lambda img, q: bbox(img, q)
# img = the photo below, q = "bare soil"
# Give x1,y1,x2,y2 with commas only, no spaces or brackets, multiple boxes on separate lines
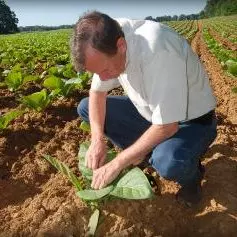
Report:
0,22,236,237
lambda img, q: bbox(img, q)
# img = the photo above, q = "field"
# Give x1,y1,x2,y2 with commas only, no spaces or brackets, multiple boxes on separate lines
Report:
0,15,237,237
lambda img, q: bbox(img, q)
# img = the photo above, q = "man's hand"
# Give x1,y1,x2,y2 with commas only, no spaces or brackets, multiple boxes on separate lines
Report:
86,139,106,170
91,159,122,189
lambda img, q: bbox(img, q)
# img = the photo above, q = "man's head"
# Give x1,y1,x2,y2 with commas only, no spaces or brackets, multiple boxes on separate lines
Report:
71,11,127,80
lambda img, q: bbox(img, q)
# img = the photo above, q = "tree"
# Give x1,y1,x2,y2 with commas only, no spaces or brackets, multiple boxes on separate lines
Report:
0,0,18,34
145,16,154,21
203,0,237,17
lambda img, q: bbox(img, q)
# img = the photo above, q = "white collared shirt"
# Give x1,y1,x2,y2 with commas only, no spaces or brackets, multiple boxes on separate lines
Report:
91,18,216,124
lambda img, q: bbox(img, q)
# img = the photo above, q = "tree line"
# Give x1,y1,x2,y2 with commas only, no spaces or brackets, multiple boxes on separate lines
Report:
1,0,237,34
145,0,237,22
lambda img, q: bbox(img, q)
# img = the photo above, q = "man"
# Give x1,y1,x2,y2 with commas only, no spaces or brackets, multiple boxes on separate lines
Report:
71,11,217,206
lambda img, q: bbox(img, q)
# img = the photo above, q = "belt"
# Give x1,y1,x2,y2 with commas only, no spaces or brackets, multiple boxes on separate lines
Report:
189,110,215,125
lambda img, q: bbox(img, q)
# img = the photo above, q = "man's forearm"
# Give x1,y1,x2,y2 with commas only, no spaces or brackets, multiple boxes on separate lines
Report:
115,123,179,169
89,90,107,140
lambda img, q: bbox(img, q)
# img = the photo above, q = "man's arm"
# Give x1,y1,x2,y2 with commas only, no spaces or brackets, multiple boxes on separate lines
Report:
86,90,107,169
89,90,107,140
91,122,179,189
115,122,179,169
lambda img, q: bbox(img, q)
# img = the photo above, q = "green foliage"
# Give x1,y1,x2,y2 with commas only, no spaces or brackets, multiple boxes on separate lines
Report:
0,0,19,34
204,0,237,17
5,71,22,91
0,109,25,129
77,185,114,200
203,28,237,77
226,60,237,76
5,66,39,91
78,142,116,181
20,89,52,111
43,70,91,97
77,142,153,201
43,76,65,90
109,168,154,199
43,154,83,191
87,209,100,236
80,121,91,132
43,75,74,97
43,141,153,201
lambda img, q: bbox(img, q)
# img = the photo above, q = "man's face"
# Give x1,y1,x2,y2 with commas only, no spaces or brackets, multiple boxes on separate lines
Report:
84,38,126,81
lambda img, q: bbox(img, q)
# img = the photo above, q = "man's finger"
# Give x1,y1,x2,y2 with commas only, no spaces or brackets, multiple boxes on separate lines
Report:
98,155,105,168
91,173,100,189
91,157,99,170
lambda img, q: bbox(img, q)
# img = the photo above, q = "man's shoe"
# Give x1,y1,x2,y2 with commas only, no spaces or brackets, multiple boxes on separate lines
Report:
176,161,205,207
176,181,202,207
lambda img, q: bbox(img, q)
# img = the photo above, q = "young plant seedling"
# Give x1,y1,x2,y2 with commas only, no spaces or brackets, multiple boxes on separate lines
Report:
43,141,153,236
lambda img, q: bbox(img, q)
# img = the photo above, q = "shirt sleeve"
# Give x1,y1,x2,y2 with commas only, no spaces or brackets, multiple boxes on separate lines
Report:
147,51,188,124
90,74,121,92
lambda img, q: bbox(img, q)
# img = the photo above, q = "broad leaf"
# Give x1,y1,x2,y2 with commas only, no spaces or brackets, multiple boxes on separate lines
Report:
5,72,23,91
226,59,237,76
21,89,50,111
76,185,114,200
43,76,65,90
78,142,93,180
110,167,153,199
77,143,153,200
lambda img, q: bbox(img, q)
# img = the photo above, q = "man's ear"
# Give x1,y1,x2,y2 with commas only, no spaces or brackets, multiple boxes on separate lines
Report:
117,37,127,54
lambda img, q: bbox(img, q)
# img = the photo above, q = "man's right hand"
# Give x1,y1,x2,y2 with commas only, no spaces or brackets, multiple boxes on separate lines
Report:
85,139,107,170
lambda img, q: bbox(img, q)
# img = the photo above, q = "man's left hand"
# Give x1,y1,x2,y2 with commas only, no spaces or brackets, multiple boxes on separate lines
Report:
91,159,122,189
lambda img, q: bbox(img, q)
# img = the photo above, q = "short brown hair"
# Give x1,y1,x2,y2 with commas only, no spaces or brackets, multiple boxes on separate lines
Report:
70,11,124,72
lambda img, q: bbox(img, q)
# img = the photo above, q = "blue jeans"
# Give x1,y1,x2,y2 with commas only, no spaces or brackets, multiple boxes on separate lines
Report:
77,96,217,186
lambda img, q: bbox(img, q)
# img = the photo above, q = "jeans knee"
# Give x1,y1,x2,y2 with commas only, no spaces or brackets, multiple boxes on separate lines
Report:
150,149,195,184
77,97,89,122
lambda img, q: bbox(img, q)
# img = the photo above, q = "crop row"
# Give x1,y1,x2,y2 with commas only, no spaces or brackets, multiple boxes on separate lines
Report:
0,29,92,130
202,27,237,77
164,20,198,42
202,15,237,43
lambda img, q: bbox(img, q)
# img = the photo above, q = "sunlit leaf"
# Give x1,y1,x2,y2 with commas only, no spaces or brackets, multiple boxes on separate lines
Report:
0,109,25,129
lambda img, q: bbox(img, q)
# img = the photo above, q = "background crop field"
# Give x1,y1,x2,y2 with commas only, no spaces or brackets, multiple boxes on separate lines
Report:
0,14,237,237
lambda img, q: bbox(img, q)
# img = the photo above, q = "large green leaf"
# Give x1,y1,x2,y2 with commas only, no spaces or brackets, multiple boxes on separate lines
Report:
20,89,50,111
76,185,114,200
77,143,153,200
110,167,154,199
0,109,25,129
78,142,93,180
5,72,23,91
43,76,65,90
226,60,237,77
